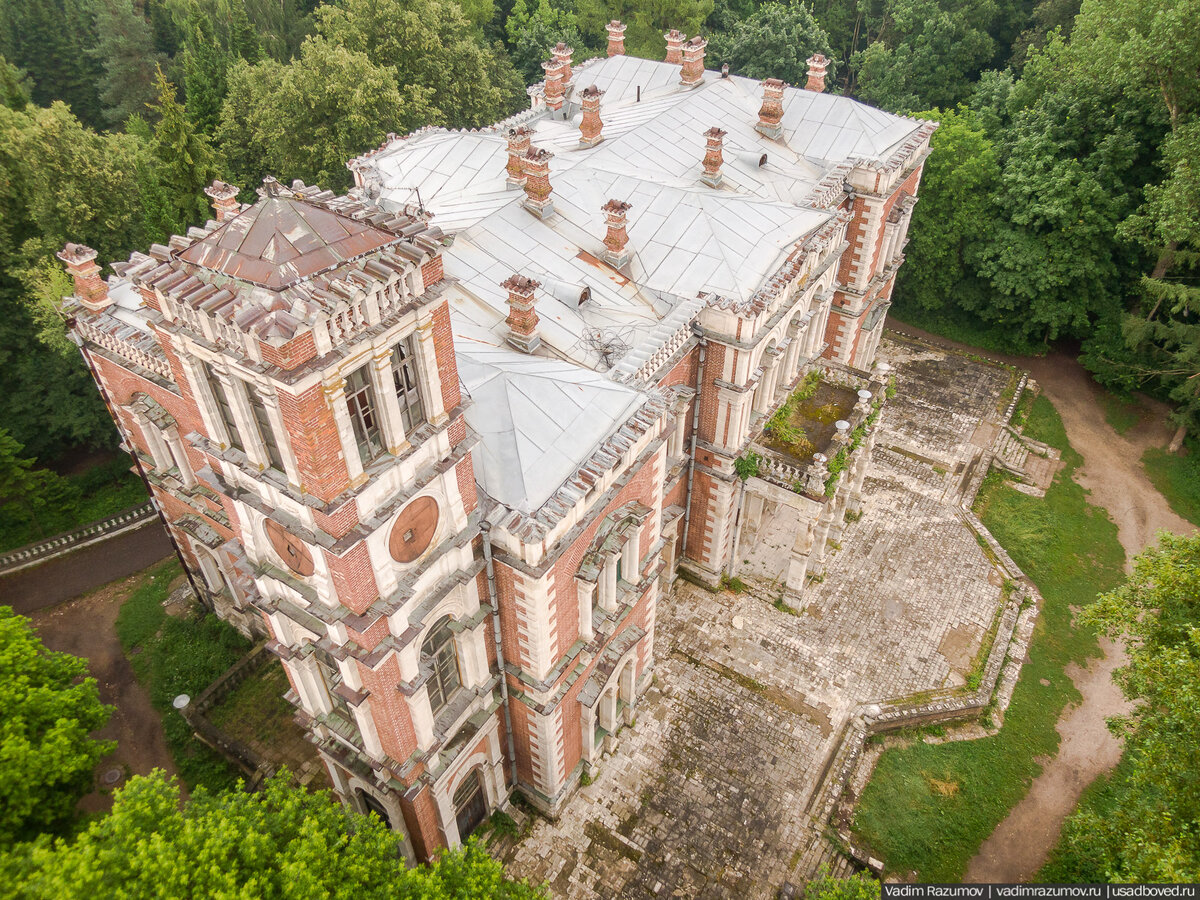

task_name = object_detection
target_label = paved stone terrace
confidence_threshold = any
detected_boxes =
[499,336,1015,898]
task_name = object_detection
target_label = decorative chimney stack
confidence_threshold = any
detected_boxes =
[664,29,685,65]
[57,244,110,311]
[756,78,786,139]
[542,59,565,111]
[503,275,541,353]
[805,53,829,92]
[579,85,605,147]
[552,42,573,85]
[606,20,626,57]
[680,35,707,87]
[204,180,240,222]
[521,148,555,218]
[601,199,633,268]
[506,126,532,187]
[701,127,726,187]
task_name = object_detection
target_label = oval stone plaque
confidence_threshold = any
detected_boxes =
[389,495,439,563]
[265,518,315,576]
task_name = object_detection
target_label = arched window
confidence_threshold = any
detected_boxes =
[422,616,461,716]
[453,769,488,840]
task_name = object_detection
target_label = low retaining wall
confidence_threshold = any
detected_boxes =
[0,502,156,575]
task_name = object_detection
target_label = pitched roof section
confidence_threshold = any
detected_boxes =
[178,189,401,290]
[456,342,646,513]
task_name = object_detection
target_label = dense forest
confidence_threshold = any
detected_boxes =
[0,0,1195,514]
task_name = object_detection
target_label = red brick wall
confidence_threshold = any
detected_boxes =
[400,786,445,860]
[260,330,317,370]
[312,498,360,541]
[430,301,461,414]
[324,542,380,615]
[358,655,419,763]
[455,454,477,515]
[276,381,352,501]
[420,255,444,287]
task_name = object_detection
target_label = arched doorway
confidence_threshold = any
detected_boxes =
[453,769,488,840]
[358,789,392,829]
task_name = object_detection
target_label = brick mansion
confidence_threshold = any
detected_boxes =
[59,26,933,862]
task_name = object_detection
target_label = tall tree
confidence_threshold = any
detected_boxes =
[505,0,584,84]
[148,68,218,230]
[89,0,167,127]
[2,770,546,898]
[706,1,835,87]
[0,56,31,111]
[574,0,714,61]
[0,0,105,127]
[216,39,435,191]
[314,0,526,131]
[1047,534,1200,881]
[0,605,112,843]
[892,107,999,316]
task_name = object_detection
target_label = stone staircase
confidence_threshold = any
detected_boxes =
[989,425,1061,496]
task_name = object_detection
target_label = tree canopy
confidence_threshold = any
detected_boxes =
[1,770,547,899]
[0,606,113,844]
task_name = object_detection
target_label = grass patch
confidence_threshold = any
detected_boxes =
[1141,446,1200,527]
[888,306,1045,356]
[1101,393,1141,435]
[208,663,294,746]
[852,396,1124,881]
[0,456,148,552]
[116,561,252,792]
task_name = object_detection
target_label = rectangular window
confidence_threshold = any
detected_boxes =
[204,364,242,450]
[389,338,425,434]
[245,384,284,470]
[346,364,383,463]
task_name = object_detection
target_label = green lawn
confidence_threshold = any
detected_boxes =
[1141,446,1200,527]
[115,561,252,792]
[1100,393,1141,436]
[0,455,148,552]
[851,396,1125,880]
[888,306,1044,356]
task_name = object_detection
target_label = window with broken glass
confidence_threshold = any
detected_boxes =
[245,383,284,470]
[204,363,243,450]
[422,616,462,716]
[346,364,384,463]
[389,337,425,434]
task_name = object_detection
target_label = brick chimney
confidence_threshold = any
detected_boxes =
[756,78,786,139]
[606,20,626,57]
[579,85,604,147]
[553,42,573,85]
[680,35,706,87]
[542,58,565,111]
[506,126,532,187]
[665,29,685,65]
[204,180,240,222]
[57,243,110,311]
[601,199,633,268]
[521,148,555,218]
[701,127,726,187]
[503,274,541,353]
[805,53,829,92]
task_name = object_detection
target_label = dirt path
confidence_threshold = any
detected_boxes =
[32,574,178,816]
[888,321,1196,882]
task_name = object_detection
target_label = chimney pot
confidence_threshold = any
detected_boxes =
[542,58,566,111]
[506,126,532,187]
[664,29,685,65]
[57,243,111,311]
[600,199,633,268]
[204,180,241,222]
[805,53,829,93]
[756,78,786,139]
[606,20,626,57]
[701,127,726,187]
[552,42,574,84]
[521,147,555,218]
[680,35,707,87]
[503,274,542,353]
[579,85,605,147]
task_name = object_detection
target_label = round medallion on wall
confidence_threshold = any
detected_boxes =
[265,518,315,576]
[389,495,440,563]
